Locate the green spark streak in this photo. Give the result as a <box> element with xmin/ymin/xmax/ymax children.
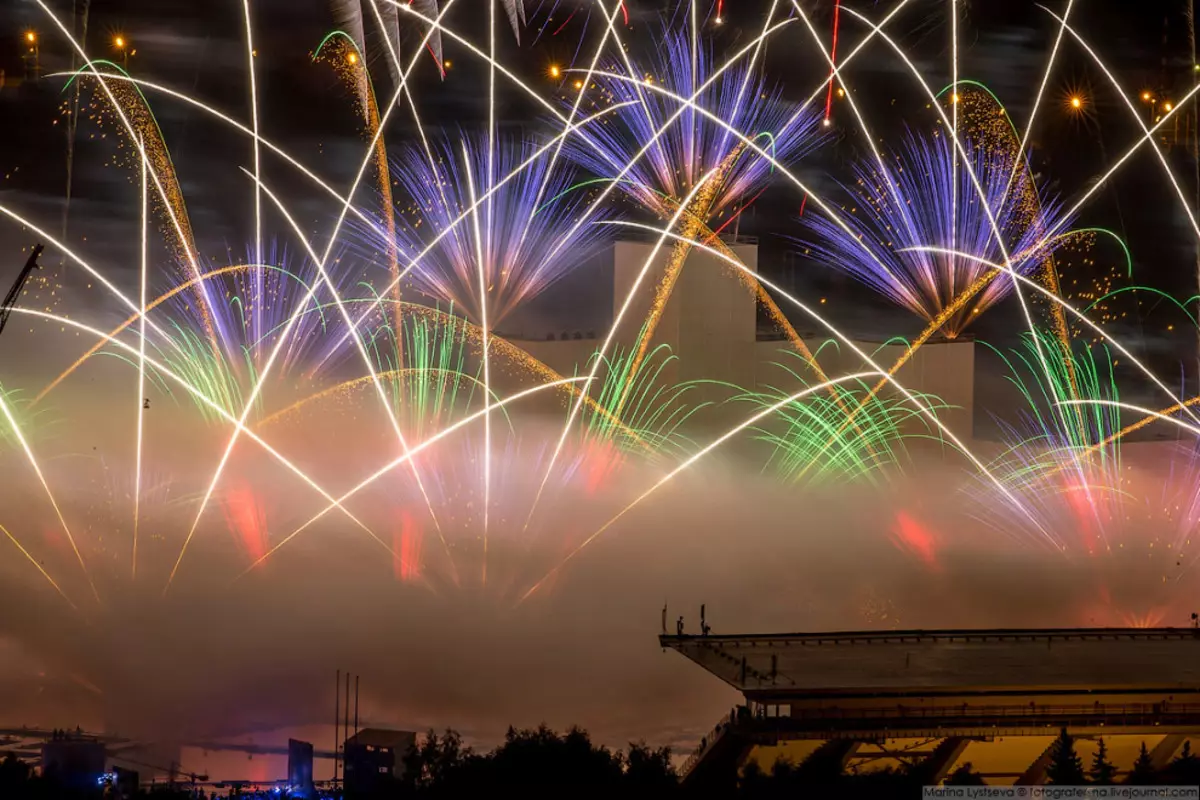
<box><xmin>579</xmin><ymin>336</ymin><xmax>706</xmax><ymax>458</ymax></box>
<box><xmin>733</xmin><ymin>344</ymin><xmax>950</xmax><ymax>485</ymax></box>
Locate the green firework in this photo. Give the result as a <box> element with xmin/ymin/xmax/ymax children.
<box><xmin>735</xmin><ymin>345</ymin><xmax>951</xmax><ymax>485</ymax></box>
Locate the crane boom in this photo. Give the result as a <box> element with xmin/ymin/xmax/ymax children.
<box><xmin>0</xmin><ymin>245</ymin><xmax>44</xmax><ymax>339</ymax></box>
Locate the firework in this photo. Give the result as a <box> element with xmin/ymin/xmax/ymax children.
<box><xmin>561</xmin><ymin>26</ymin><xmax>826</xmax><ymax>222</ymax></box>
<box><xmin>737</xmin><ymin>347</ymin><xmax>952</xmax><ymax>485</ymax></box>
<box><xmin>803</xmin><ymin>128</ymin><xmax>1075</xmax><ymax>338</ymax></box>
<box><xmin>970</xmin><ymin>332</ymin><xmax>1200</xmax><ymax>624</ymax></box>
<box><xmin>361</xmin><ymin>135</ymin><xmax>611</xmax><ymax>325</ymax></box>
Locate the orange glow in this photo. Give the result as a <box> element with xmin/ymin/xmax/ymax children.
<box><xmin>114</xmin><ymin>35</ymin><xmax>126</xmax><ymax>49</ymax></box>
<box><xmin>573</xmin><ymin>79</ymin><xmax>583</xmax><ymax>89</ymax></box>
<box><xmin>1070</xmin><ymin>95</ymin><xmax>1082</xmax><ymax>109</ymax></box>
<box><xmin>220</xmin><ymin>482</ymin><xmax>269</xmax><ymax>563</ymax></box>
<box><xmin>1164</xmin><ymin>101</ymin><xmax>1174</xmax><ymax>111</ymax></box>
<box><xmin>393</xmin><ymin>511</ymin><xmax>423</xmax><ymax>582</ymax></box>
<box><xmin>347</xmin><ymin>52</ymin><xmax>358</xmax><ymax>64</ymax></box>
<box><xmin>549</xmin><ymin>64</ymin><xmax>561</xmax><ymax>79</ymax></box>
<box><xmin>1142</xmin><ymin>91</ymin><xmax>1152</xmax><ymax>102</ymax></box>
<box><xmin>25</xmin><ymin>31</ymin><xmax>35</xmax><ymax>43</ymax></box>
<box><xmin>890</xmin><ymin>511</ymin><xmax>940</xmax><ymax>570</ymax></box>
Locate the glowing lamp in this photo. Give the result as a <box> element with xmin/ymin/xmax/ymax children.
<box><xmin>1070</xmin><ymin>96</ymin><xmax>1082</xmax><ymax>109</ymax></box>
<box><xmin>549</xmin><ymin>65</ymin><xmax>561</xmax><ymax>78</ymax></box>
<box><xmin>114</xmin><ymin>36</ymin><xmax>126</xmax><ymax>49</ymax></box>
<box><xmin>25</xmin><ymin>31</ymin><xmax>36</xmax><ymax>43</ymax></box>
<box><xmin>347</xmin><ymin>52</ymin><xmax>358</xmax><ymax>64</ymax></box>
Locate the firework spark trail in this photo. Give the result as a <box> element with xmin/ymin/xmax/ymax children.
<box><xmin>1001</xmin><ymin>0</ymin><xmax>1076</xmax><ymax>205</ymax></box>
<box><xmin>950</xmin><ymin>0</ymin><xmax>957</xmax><ymax>277</ymax></box>
<box><xmin>1041</xmin><ymin>8</ymin><xmax>1200</xmax><ymax>248</ymax></box>
<box><xmin>38</xmin><ymin>263</ymin><xmax>317</xmax><ymax>405</ymax></box>
<box><xmin>0</xmin><ymin>523</ymin><xmax>75</xmax><ymax>610</ymax></box>
<box><xmin>33</xmin><ymin>0</ymin><xmax>896</xmax><ymax>403</ymax></box>
<box><xmin>601</xmin><ymin>221</ymin><xmax>1060</xmax><ymax>538</ymax></box>
<box><xmin>350</xmin><ymin>0</ymin><xmax>909</xmax><ymax>363</ymax></box>
<box><xmin>597</xmin><ymin>3</ymin><xmax>790</xmax><ymax>409</ymax></box>
<box><xmin>528</xmin><ymin>0</ymin><xmax>627</xmax><ymax>223</ymax></box>
<box><xmin>256</xmin><ymin>300</ymin><xmax>657</xmax><ymax>450</ymax></box>
<box><xmin>0</xmin><ymin>388</ymin><xmax>98</xmax><ymax>603</ymax></box>
<box><xmin>11</xmin><ymin>307</ymin><xmax>388</xmax><ymax>554</ymax></box>
<box><xmin>316</xmin><ymin>32</ymin><xmax>407</xmax><ymax>343</ymax></box>
<box><xmin>243</xmin><ymin>0</ymin><xmax>264</xmax><ymax>354</ymax></box>
<box><xmin>813</xmin><ymin>6</ymin><xmax>1190</xmax><ymax>476</ymax></box>
<box><xmin>132</xmin><ymin>143</ymin><xmax>148</xmax><ymax>580</ymax></box>
<box><xmin>823</xmin><ymin>0</ymin><xmax>842</xmax><ymax>123</ymax></box>
<box><xmin>245</xmin><ymin>175</ymin><xmax>460</xmax><ymax>583</ymax></box>
<box><xmin>519</xmin><ymin>169</ymin><xmax>723</xmax><ymax>536</ymax></box>
<box><xmin>380</xmin><ymin>137</ymin><xmax>611</xmax><ymax>322</ymax></box>
<box><xmin>900</xmin><ymin>246</ymin><xmax>1200</xmax><ymax>434</ymax></box>
<box><xmin>519</xmin><ymin>371</ymin><xmax>888</xmax><ymax>603</ymax></box>
<box><xmin>801</xmin><ymin>130</ymin><xmax>1071</xmax><ymax>329</ymax></box>
<box><xmin>518</xmin><ymin>9</ymin><xmax>922</xmax><ymax>532</ymax></box>
<box><xmin>464</xmin><ymin>142</ymin><xmax>492</xmax><ymax>584</ymax></box>
<box><xmin>166</xmin><ymin>3</ymin><xmax>465</xmax><ymax>593</ymax></box>
<box><xmin>52</xmin><ymin>53</ymin><xmax>224</xmax><ymax>348</ymax></box>
<box><xmin>320</xmin><ymin>98</ymin><xmax>636</xmax><ymax>364</ymax></box>
<box><xmin>234</xmin><ymin>377</ymin><xmax>589</xmax><ymax>578</ymax></box>
<box><xmin>872</xmin><ymin>83</ymin><xmax>1200</xmax><ymax>418</ymax></box>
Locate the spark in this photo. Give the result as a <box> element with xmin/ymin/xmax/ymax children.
<box><xmin>235</xmin><ymin>377</ymin><xmax>588</xmax><ymax>577</ymax></box>
<box><xmin>132</xmin><ymin>142</ymin><xmax>148</xmax><ymax>579</ymax></box>
<box><xmin>464</xmin><ymin>140</ymin><xmax>492</xmax><ymax>584</ymax></box>
<box><xmin>0</xmin><ymin>389</ymin><xmax>98</xmax><ymax>603</ymax></box>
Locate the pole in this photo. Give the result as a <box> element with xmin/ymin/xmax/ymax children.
<box><xmin>334</xmin><ymin>669</ymin><xmax>340</xmax><ymax>784</ymax></box>
<box><xmin>344</xmin><ymin>672</ymin><xmax>351</xmax><ymax>753</ymax></box>
<box><xmin>354</xmin><ymin>675</ymin><xmax>360</xmax><ymax>737</ymax></box>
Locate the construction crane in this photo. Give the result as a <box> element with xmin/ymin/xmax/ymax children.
<box><xmin>0</xmin><ymin>244</ymin><xmax>44</xmax><ymax>340</ymax></box>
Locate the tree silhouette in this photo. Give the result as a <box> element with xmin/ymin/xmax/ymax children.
<box><xmin>1090</xmin><ymin>738</ymin><xmax>1116</xmax><ymax>784</ymax></box>
<box><xmin>1046</xmin><ymin>729</ymin><xmax>1086</xmax><ymax>785</ymax></box>
<box><xmin>945</xmin><ymin>762</ymin><xmax>986</xmax><ymax>786</ymax></box>
<box><xmin>1164</xmin><ymin>740</ymin><xmax>1200</xmax><ymax>786</ymax></box>
<box><xmin>1128</xmin><ymin>741</ymin><xmax>1157</xmax><ymax>785</ymax></box>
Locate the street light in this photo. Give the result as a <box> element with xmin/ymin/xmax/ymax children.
<box><xmin>549</xmin><ymin>64</ymin><xmax>561</xmax><ymax>79</ymax></box>
<box><xmin>113</xmin><ymin>35</ymin><xmax>129</xmax><ymax>69</ymax></box>
<box><xmin>25</xmin><ymin>31</ymin><xmax>36</xmax><ymax>44</ymax></box>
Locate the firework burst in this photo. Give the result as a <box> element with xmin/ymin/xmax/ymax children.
<box><xmin>802</xmin><ymin>127</ymin><xmax>1076</xmax><ymax>338</ymax></box>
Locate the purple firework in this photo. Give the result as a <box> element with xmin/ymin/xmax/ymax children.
<box><xmin>560</xmin><ymin>26</ymin><xmax>826</xmax><ymax>222</ymax></box>
<box><xmin>802</xmin><ymin>129</ymin><xmax>1075</xmax><ymax>337</ymax></box>
<box><xmin>367</xmin><ymin>135</ymin><xmax>611</xmax><ymax>325</ymax></box>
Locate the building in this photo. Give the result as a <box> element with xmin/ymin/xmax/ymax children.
<box><xmin>663</xmin><ymin>627</ymin><xmax>1200</xmax><ymax>786</ymax></box>
<box><xmin>343</xmin><ymin>728</ymin><xmax>416</xmax><ymax>796</ymax></box>
<box><xmin>40</xmin><ymin>732</ymin><xmax>106</xmax><ymax>791</ymax></box>
<box><xmin>287</xmin><ymin>738</ymin><xmax>314</xmax><ymax>797</ymax></box>
<box><xmin>512</xmin><ymin>239</ymin><xmax>976</xmax><ymax>441</ymax></box>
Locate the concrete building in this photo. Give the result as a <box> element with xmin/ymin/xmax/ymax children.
<box><xmin>40</xmin><ymin>733</ymin><xmax>106</xmax><ymax>791</ymax></box>
<box><xmin>509</xmin><ymin>239</ymin><xmax>976</xmax><ymax>441</ymax></box>
<box><xmin>663</xmin><ymin>627</ymin><xmax>1200</xmax><ymax>786</ymax></box>
<box><xmin>343</xmin><ymin>728</ymin><xmax>416</xmax><ymax>796</ymax></box>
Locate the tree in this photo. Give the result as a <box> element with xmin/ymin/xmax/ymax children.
<box><xmin>1046</xmin><ymin>728</ymin><xmax>1086</xmax><ymax>785</ymax></box>
<box><xmin>1165</xmin><ymin>740</ymin><xmax>1200</xmax><ymax>785</ymax></box>
<box><xmin>1128</xmin><ymin>741</ymin><xmax>1157</xmax><ymax>785</ymax></box>
<box><xmin>624</xmin><ymin>742</ymin><xmax>676</xmax><ymax>794</ymax></box>
<box><xmin>945</xmin><ymin>762</ymin><xmax>986</xmax><ymax>786</ymax></box>
<box><xmin>1090</xmin><ymin>738</ymin><xmax>1116</xmax><ymax>785</ymax></box>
